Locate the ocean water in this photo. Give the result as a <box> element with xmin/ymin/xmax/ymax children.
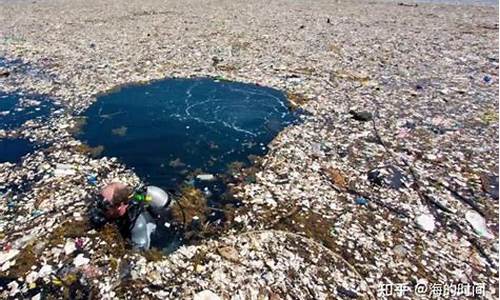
<box><xmin>80</xmin><ymin>77</ymin><xmax>297</xmax><ymax>247</ymax></box>
<box><xmin>80</xmin><ymin>78</ymin><xmax>297</xmax><ymax>250</ymax></box>
<box><xmin>0</xmin><ymin>90</ymin><xmax>57</xmax><ymax>164</ymax></box>
<box><xmin>0</xmin><ymin>138</ymin><xmax>34</xmax><ymax>163</ymax></box>
<box><xmin>1</xmin><ymin>57</ymin><xmax>62</xmax><ymax>165</ymax></box>
<box><xmin>1</xmin><ymin>57</ymin><xmax>59</xmax><ymax>132</ymax></box>
<box><xmin>81</xmin><ymin>78</ymin><xmax>296</xmax><ymax>192</ymax></box>
<box><xmin>0</xmin><ymin>91</ymin><xmax>58</xmax><ymax>130</ymax></box>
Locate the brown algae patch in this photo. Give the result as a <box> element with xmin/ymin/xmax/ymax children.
<box><xmin>273</xmin><ymin>209</ymin><xmax>337</xmax><ymax>251</ymax></box>
<box><xmin>143</xmin><ymin>249</ymin><xmax>165</xmax><ymax>262</ymax></box>
<box><xmin>286</xmin><ymin>92</ymin><xmax>309</xmax><ymax>110</ymax></box>
<box><xmin>170</xmin><ymin>186</ymin><xmax>208</xmax><ymax>225</ymax></box>
<box><xmin>2</xmin><ymin>244</ymin><xmax>38</xmax><ymax>278</ymax></box>
<box><xmin>66</xmin><ymin>117</ymin><xmax>88</xmax><ymax>135</ymax></box>
<box><xmin>111</xmin><ymin>126</ymin><xmax>128</xmax><ymax>137</ymax></box>
<box><xmin>72</xmin><ymin>144</ymin><xmax>105</xmax><ymax>158</ymax></box>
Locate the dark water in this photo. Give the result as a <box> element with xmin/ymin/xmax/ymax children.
<box><xmin>0</xmin><ymin>90</ymin><xmax>56</xmax><ymax>164</ymax></box>
<box><xmin>0</xmin><ymin>57</ymin><xmax>60</xmax><ymax>163</ymax></box>
<box><xmin>80</xmin><ymin>78</ymin><xmax>297</xmax><ymax>250</ymax></box>
<box><xmin>0</xmin><ymin>138</ymin><xmax>35</xmax><ymax>163</ymax></box>
<box><xmin>81</xmin><ymin>78</ymin><xmax>296</xmax><ymax>192</ymax></box>
<box><xmin>0</xmin><ymin>91</ymin><xmax>58</xmax><ymax>130</ymax></box>
<box><xmin>1</xmin><ymin>57</ymin><xmax>59</xmax><ymax>130</ymax></box>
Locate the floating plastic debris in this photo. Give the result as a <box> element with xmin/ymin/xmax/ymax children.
<box><xmin>416</xmin><ymin>214</ymin><xmax>436</xmax><ymax>232</ymax></box>
<box><xmin>0</xmin><ymin>91</ymin><xmax>57</xmax><ymax>130</ymax></box>
<box><xmin>196</xmin><ymin>174</ymin><xmax>216</xmax><ymax>181</ymax></box>
<box><xmin>465</xmin><ymin>210</ymin><xmax>493</xmax><ymax>239</ymax></box>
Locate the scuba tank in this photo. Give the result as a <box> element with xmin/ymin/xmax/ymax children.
<box><xmin>133</xmin><ymin>186</ymin><xmax>171</xmax><ymax>212</ymax></box>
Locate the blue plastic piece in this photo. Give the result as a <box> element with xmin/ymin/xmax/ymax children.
<box><xmin>87</xmin><ymin>174</ymin><xmax>98</xmax><ymax>185</ymax></box>
<box><xmin>355</xmin><ymin>197</ymin><xmax>368</xmax><ymax>205</ymax></box>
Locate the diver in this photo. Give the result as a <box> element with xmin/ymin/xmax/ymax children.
<box><xmin>88</xmin><ymin>182</ymin><xmax>172</xmax><ymax>250</ymax></box>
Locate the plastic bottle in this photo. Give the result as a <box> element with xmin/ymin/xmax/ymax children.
<box><xmin>131</xmin><ymin>212</ymin><xmax>157</xmax><ymax>250</ymax></box>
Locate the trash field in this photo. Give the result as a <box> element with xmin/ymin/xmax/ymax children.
<box><xmin>0</xmin><ymin>0</ymin><xmax>498</xmax><ymax>298</ymax></box>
